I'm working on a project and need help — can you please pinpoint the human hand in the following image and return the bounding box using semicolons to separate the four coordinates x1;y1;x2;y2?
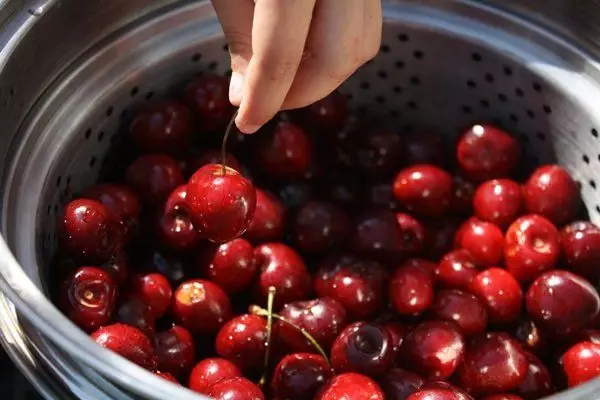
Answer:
211;0;382;134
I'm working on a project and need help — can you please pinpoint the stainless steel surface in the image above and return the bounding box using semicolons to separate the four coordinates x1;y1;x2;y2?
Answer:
0;0;600;398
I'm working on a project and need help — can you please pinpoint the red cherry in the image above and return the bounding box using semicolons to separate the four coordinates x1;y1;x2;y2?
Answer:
156;371;179;383
562;341;600;387
455;217;504;267
91;323;157;370
407;387;473;400
468;268;523;325
514;319;550;358
216;314;267;373
293;200;350;254
505;214;560;283
382;323;409;360
154;325;195;377
561;221;600;281
198;238;256;294
188;358;241;394
271;353;333;400
356;130;404;178
395;213;426;257
516;352;555;399
419;381;473;400
456;124;521;182
125;154;184;205
164;184;189;215
389;262;434;315
180;149;241;179
186;164;256;243
351;209;404;264
377;368;425;400
298;90;348;134
245;188;285;243
133;272;172;319
171;279;232;334
432;289;488;336
473;179;523;228
100;252;129;286
435;249;479;290
315;373;385;400
115;294;155;339
208;377;265;400
184;75;233;132
393;164;453;217
154;212;200;251
403;130;446;167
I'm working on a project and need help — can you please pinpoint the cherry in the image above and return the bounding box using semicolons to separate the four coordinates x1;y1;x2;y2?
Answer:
271;353;333;400
277;297;347;353
514;319;550;358
215;314;267;373
164;184;189;215
393;164;453;217
298;90;348;134
407;388;473;400
184;75;233;132
505;214;560;283
208;377;265;400
419;381;473;400
91;323;157;371
132;272;172;319
456;124;521;182
377;368;425;400
125;154;184;206
351;209;404;264
253;243;311;309
468;268;523;325
115;294;155;338
277;181;314;209
129;100;192;154
315;254;387;319
245;188;285;243
561;221;600;281
399;320;465;379
154;325;195;377
180;149;241;179
186;163;256;243
171;279;232;334
154;212;200;251
367;183;402;212
526;270;600;336
516;352;555;399
451;175;476;215
395;213;426;257
389;262;434;315
562;341;600;387
382;323;409;360
59;199;123;263
454;217;504;267
356;130;403;177
293;200;350;254
156;371;179;383
523;165;580;225
456;332;528;395
424;217;462;260
58;266;116;332
473;179;522;228
435;249;478;290
432;289;488;336
188;357;241;394
480;396;522;400
197;238;256;294
403;130;446;167
100;252;129;286
315;373;385;400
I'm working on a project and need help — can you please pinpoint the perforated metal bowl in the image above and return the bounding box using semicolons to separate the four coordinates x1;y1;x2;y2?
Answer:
1;0;600;398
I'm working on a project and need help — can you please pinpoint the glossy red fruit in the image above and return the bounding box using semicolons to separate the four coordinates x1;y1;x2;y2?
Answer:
395;213;426;257
293;201;350;254
172;279;232;334
216;314;267;373
125;154;184;205
198;238;256;294
115;295;155;339
505;214;560;283
393;165;453;217
456;124;521;182
451;175;476;215
156;371;179;383
208;377;265;400
164;184;189;215
432;290;488;336
526;270;600;336
154;212;200;251
299;90;348;134
272;353;333;400
356;130;403;177
389;262;434;315
180;149;241;180
377;368;425;400
514;319;549;357
154;325;195;377
473;179;522;228
352;209;404;264
407;388;473;400
59;266;116;332
419;381;473;400
403;130;446;167
188;358;241;394
456;332;528;395
100;252;129;286
562;341;600;387
315;254;387;319
133;272;172;319
468;268;523;325
184;75;233;132
561;221;600;280
245;188;285;243
435;249;478;290
186;164;256;243
59;199;123;263
455;217;504;267
315;373;385;400
382;323;409;360
516;352;554;399
91;323;157;370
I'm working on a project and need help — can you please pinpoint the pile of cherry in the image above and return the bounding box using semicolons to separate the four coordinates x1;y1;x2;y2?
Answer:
55;73;600;400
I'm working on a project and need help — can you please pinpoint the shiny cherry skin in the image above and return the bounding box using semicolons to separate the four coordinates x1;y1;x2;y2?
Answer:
396;213;426;257
514;319;549;357
377;368;425;400
523;165;580;225
216;314;267;373
186;164;256;243
253;243;311;309
407;388;473;400
154;212;200;251
125;154;184;206
399;320;465;379
455;217;504;267
91;323;158;371
315;373;385;400
156;371;179;383
367;183;402;212
208;377;265;400
133;272;172;319
389;262;434;315
293;200;350;254
164;184;189;215
299;90;348;134
561;221;600;280
526;270;600;336
184;75;233;132
403;130;446;167
393;164;453;217
188;358;241;394
421;381;473;400
272;353;333;400
100;252;129;286
468;268;523;325
115;294;155;338
562;341;600;387
197;238;255;294
451;175;476;215
456;124;521;182
351;209;404;264
171;279;232;334
59;266;116;332
382;323;409;360
356;130;403;178
505;214;560;284
59;199;123;263
516;352;555;399
129;100;192;154
456;332;528;395
432;289;488;336
154;325;195;377
277;297;347;353
245;188;285;243
180;149;241;179
315;254;387;319
425;217;462;260
435;249;478;290
473;179;523;229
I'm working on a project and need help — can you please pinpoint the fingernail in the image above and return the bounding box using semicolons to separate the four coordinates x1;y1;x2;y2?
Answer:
236;122;261;134
229;72;244;105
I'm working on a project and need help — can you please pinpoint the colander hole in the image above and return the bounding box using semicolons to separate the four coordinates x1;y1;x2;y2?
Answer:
479;99;490;108
466;80;477;89
97;131;104;142
532;82;542;92
110;134;119;145
53;205;58;215
461;105;472;114
191;53;202;62
515;88;524;97
360;82;370;90
484;73;494;83
543;105;552;114
498;93;507;102
397;33;410;42
145;91;154;100
592;128;599;138
590;180;597;189
407;101;418;110
526;110;535;118
55;176;61;188
536;132;546;141
393;86;403;94
66;176;71;185
357;105;368;114
381;44;390;53
596;205;600;214
413;50;424;59
208;61;218;70
106;106;114;117
84;129;92;139
46;205;51;216
395;60;405;69
584;155;590;164
471;52;482;62
409;76;421;86
375;95;385;104
509;113;518;122
130;87;139;97
503;66;513;76
377;70;388;79
89;156;97;168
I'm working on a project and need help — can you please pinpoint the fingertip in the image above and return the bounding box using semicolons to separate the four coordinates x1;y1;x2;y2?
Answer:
229;71;245;106
235;112;261;134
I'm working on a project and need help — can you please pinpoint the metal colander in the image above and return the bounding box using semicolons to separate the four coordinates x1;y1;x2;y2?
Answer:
1;0;600;398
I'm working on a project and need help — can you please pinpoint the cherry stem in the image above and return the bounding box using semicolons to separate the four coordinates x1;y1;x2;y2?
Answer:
221;109;239;175
259;286;276;387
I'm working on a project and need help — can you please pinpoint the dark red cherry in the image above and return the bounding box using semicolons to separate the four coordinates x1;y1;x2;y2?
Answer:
154;213;200;251
115;294;155;338
514;319;549;357
382;323;409;360
418;381;473;400
208;377;265;400
125;154;184;206
523;165;580;225
432;289;488;336
164;184;189;215
562;341;600;387
424;217;462;261
180;149;241;179
455;217;504;267
156;371;179;383
451;175;476;215
389;262;434;315
468;268;523;325
293;201;350;254
91;323;158;370
505;214;560;283
186;164;256;243
393;165;453;217
188;357;241;394
315;373;385;400
456;124;521;182
216;314;267;373
299;90;348;134
351;209;404;264
171;279;232;334
100;252;129;286
245;188;285;243
367;183;402;212
526;270;600;336
198;238;256;294
473;179;522;229
516;352;555;399
356;130;403;177
403;130;446;166
154;325;195;377
184;75;233;132
561;221;600;280
59;266;116;332
272;353;333;400
435;249;478;290
377;368;425;400
133;272;172;319
395;213;426;257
